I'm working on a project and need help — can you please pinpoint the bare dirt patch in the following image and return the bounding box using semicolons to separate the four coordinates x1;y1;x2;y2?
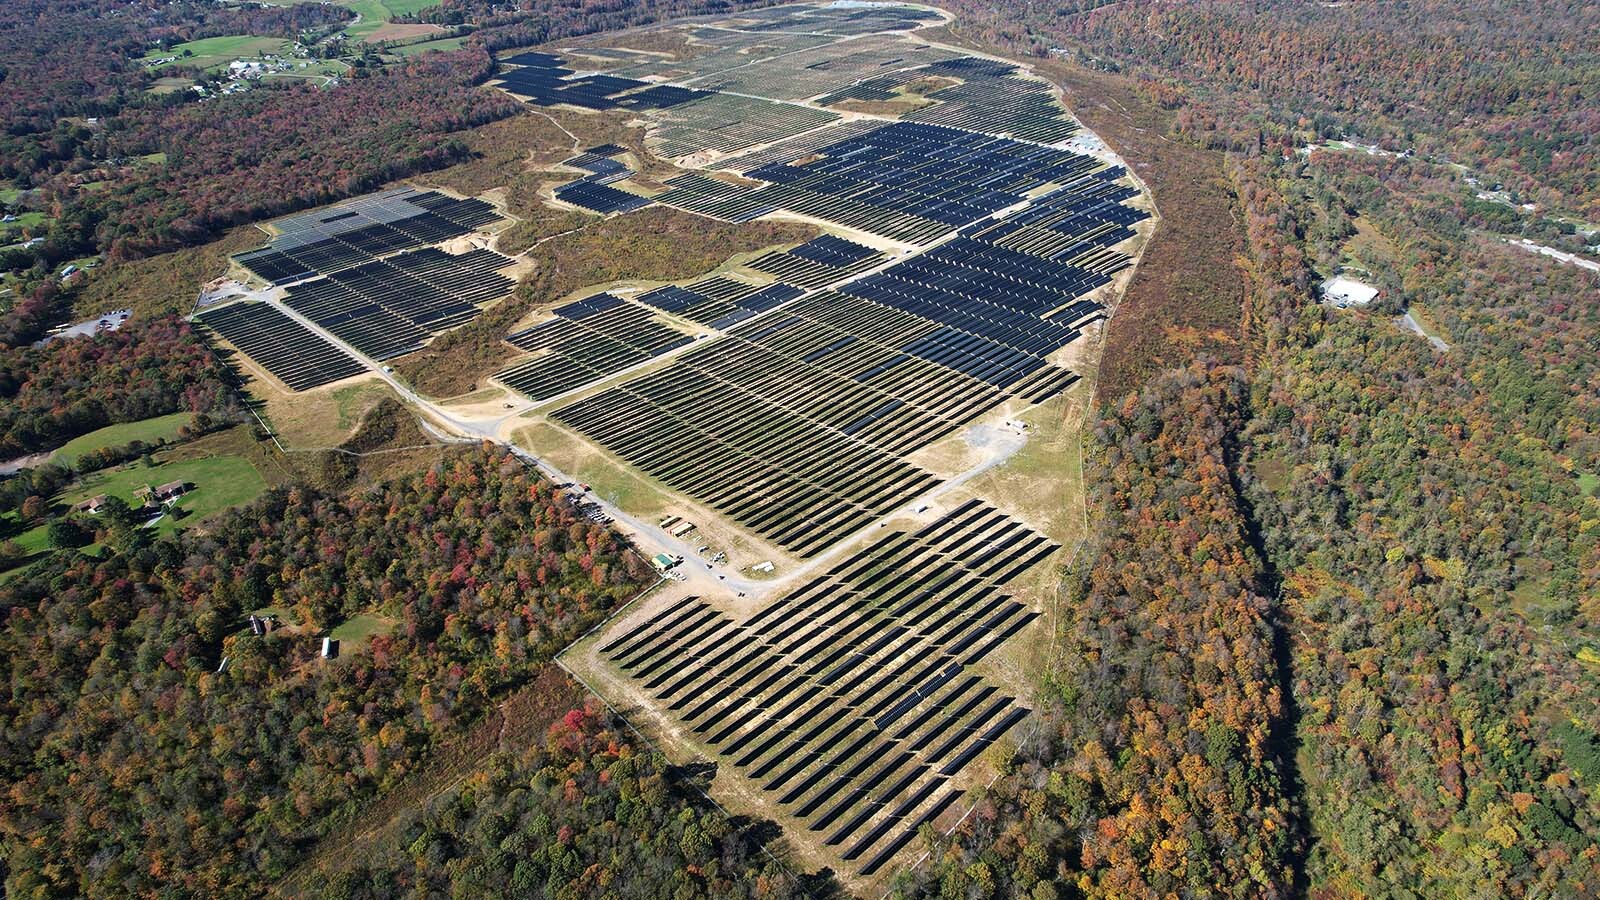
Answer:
366;22;444;42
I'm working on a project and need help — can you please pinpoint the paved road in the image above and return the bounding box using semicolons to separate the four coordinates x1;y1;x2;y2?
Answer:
1506;237;1600;274
1397;311;1450;352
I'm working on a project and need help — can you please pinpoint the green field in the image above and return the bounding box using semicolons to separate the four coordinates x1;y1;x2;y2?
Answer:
143;35;289;70
1580;472;1600;497
388;35;466;56
60;453;267;537
1;513;53;557
49;413;193;467
338;0;443;40
260;59;350;82
330;613;398;648
2;211;46;230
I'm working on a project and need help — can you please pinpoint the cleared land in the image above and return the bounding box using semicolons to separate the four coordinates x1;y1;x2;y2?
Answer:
59;451;266;536
49;412;193;466
181;3;1154;885
143;35;289;70
457;3;1151;885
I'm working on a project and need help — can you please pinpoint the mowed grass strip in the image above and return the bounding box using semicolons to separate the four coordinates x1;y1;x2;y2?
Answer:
49;412;193;467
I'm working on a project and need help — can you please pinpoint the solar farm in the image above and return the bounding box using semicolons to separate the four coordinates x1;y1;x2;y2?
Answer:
195;187;515;391
495;2;1154;885
184;1;1153;883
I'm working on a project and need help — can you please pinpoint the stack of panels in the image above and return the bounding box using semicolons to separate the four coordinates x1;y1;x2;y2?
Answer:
653;122;1101;243
654;172;777;222
556;179;653;214
903;77;1079;144
234;190;501;285
722;120;884;173
637;278;805;328
496;51;657;110
200;303;366;392
649;92;839;158
616;84;712;109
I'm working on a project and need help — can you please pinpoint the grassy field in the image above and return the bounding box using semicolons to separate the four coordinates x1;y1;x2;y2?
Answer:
143;35;290;70
261;58;350;79
388;35;466;56
1580;472;1599;497
60;453;266;537
339;0;442;41
330;613;398;648
49;413;193;467
2;211;47;230
256;379;390;447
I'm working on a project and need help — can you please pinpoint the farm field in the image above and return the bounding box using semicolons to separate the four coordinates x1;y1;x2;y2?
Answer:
386;36;466;56
178;2;1153;886
337;0;444;41
143;35;289;70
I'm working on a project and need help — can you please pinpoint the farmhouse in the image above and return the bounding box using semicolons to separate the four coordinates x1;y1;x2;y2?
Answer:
136;480;188;505
72;494;108;515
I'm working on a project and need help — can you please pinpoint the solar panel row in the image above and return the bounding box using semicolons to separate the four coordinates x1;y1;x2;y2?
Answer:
648;122;1105;244
234;190;501;285
636;277;805;329
496;51;713;111
745;235;886;289
282;248;514;360
552;149;655;215
199;302;366;392
496;298;694;402
603;499;1050;873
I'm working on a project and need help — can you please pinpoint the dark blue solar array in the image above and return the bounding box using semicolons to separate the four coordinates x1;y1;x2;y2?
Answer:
553;291;628;320
552;147;655;215
746;122;1095;229
555;179;654;214
496;51;712;110
791;234;880;266
497;296;693;401
645;122;1106;241
828;165;1147;387
637;279;806;328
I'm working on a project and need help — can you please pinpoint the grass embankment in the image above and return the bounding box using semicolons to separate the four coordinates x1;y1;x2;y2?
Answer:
49;412;192;466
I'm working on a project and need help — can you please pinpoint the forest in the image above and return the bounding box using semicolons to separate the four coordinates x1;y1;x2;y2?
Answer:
896;47;1600;894
0;315;233;459
323;701;810;898
937;0;1600;220
0;449;735;897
